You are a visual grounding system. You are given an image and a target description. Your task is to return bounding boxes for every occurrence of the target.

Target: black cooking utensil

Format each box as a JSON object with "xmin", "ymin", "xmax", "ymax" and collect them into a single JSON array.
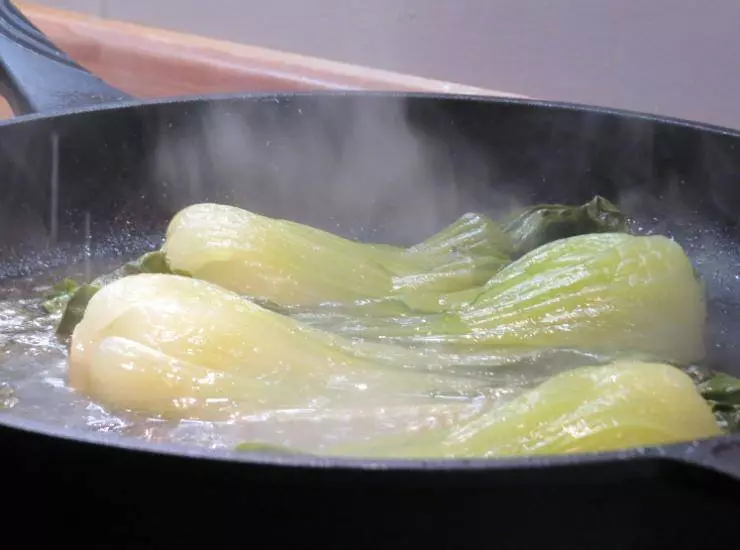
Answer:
[{"xmin": 0, "ymin": 1, "xmax": 739, "ymax": 547}]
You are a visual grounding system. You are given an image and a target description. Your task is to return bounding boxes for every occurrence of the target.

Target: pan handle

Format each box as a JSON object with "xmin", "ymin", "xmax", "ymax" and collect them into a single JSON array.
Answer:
[{"xmin": 0, "ymin": 0, "xmax": 133, "ymax": 115}]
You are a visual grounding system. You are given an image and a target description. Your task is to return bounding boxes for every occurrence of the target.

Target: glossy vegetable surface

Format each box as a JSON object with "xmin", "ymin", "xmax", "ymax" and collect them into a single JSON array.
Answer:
[
  {"xmin": 331, "ymin": 361, "xmax": 723, "ymax": 458},
  {"xmin": 68, "ymin": 273, "xmax": 481, "ymax": 421},
  {"xmin": 302, "ymin": 233, "xmax": 706, "ymax": 366}
]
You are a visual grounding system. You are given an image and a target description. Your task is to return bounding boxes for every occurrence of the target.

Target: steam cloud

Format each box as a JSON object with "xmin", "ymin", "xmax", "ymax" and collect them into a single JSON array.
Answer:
[{"xmin": 151, "ymin": 95, "xmax": 524, "ymax": 246}]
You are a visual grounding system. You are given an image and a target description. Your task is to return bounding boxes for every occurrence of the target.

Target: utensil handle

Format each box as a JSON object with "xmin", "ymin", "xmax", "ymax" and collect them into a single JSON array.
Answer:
[{"xmin": 0, "ymin": 0, "xmax": 132, "ymax": 115}]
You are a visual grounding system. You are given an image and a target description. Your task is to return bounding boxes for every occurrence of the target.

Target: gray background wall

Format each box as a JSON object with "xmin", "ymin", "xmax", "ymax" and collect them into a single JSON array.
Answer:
[{"xmin": 35, "ymin": 0, "xmax": 740, "ymax": 129}]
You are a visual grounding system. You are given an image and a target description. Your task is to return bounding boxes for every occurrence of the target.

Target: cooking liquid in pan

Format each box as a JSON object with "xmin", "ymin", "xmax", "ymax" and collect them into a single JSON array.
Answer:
[{"xmin": 1, "ymin": 202, "xmax": 739, "ymax": 455}]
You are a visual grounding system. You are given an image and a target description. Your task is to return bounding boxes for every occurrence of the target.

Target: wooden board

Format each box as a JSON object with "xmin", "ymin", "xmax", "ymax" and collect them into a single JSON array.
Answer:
[{"xmin": 0, "ymin": 3, "xmax": 525, "ymax": 119}]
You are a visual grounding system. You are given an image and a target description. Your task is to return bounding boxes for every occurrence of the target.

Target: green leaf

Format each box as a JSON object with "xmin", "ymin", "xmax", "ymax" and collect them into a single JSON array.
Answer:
[
  {"xmin": 697, "ymin": 371, "xmax": 740, "ymax": 432},
  {"xmin": 54, "ymin": 250, "xmax": 189, "ymax": 337},
  {"xmin": 699, "ymin": 372, "xmax": 740, "ymax": 405},
  {"xmin": 41, "ymin": 278, "xmax": 80, "ymax": 314},
  {"xmin": 56, "ymin": 284, "xmax": 103, "ymax": 337},
  {"xmin": 503, "ymin": 195, "xmax": 629, "ymax": 257}
]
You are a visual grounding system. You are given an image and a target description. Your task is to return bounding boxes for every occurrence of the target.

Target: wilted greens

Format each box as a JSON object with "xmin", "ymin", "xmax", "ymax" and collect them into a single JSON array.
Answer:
[
  {"xmin": 503, "ymin": 195, "xmax": 628, "ymax": 257},
  {"xmin": 42, "ymin": 278, "xmax": 81, "ymax": 315},
  {"xmin": 43, "ymin": 196, "xmax": 740, "ymax": 460},
  {"xmin": 694, "ymin": 369, "xmax": 740, "ymax": 432}
]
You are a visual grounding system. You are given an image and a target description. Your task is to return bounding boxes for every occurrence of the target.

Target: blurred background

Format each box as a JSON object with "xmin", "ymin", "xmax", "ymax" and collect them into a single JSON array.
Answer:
[{"xmin": 37, "ymin": 0, "xmax": 740, "ymax": 129}]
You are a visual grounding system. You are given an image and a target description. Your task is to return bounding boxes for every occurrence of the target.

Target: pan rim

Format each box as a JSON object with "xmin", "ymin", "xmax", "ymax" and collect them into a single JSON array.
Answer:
[{"xmin": 0, "ymin": 89, "xmax": 739, "ymax": 140}]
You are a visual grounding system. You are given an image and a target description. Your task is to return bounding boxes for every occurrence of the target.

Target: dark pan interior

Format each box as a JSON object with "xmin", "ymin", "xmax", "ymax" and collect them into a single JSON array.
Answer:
[
  {"xmin": 2, "ymin": 92, "xmax": 740, "ymax": 370},
  {"xmin": 2, "ymin": 92, "xmax": 740, "ymax": 547}
]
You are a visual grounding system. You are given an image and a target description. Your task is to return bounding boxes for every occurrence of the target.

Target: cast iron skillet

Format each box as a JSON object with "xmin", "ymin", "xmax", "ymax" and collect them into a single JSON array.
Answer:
[{"xmin": 1, "ymin": 1, "xmax": 739, "ymax": 547}]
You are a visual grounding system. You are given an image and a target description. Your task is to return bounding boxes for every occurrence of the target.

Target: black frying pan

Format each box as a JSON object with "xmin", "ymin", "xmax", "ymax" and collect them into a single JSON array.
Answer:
[{"xmin": 1, "ymin": 1, "xmax": 739, "ymax": 548}]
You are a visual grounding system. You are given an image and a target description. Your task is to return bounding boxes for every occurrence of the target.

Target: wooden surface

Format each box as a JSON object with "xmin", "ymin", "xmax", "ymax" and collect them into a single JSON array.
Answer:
[{"xmin": 0, "ymin": 3, "xmax": 525, "ymax": 119}]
